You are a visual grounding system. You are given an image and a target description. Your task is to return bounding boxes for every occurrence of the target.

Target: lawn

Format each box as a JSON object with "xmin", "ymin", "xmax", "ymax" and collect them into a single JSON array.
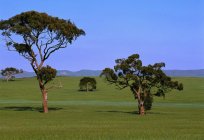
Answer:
[{"xmin": 0, "ymin": 77, "xmax": 204, "ymax": 140}]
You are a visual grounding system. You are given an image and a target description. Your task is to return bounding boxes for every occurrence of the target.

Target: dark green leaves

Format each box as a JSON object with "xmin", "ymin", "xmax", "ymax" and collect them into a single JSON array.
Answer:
[
  {"xmin": 0, "ymin": 11, "xmax": 85, "ymax": 61},
  {"xmin": 38, "ymin": 65, "xmax": 57, "ymax": 85},
  {"xmin": 100, "ymin": 68, "xmax": 118, "ymax": 81},
  {"xmin": 1, "ymin": 67, "xmax": 23, "ymax": 76},
  {"xmin": 101, "ymin": 53, "xmax": 184, "ymax": 111},
  {"xmin": 79, "ymin": 77, "xmax": 97, "ymax": 91},
  {"xmin": 0, "ymin": 10, "xmax": 85, "ymax": 91},
  {"xmin": 0, "ymin": 11, "xmax": 85, "ymax": 38},
  {"xmin": 13, "ymin": 43, "xmax": 30, "ymax": 53}
]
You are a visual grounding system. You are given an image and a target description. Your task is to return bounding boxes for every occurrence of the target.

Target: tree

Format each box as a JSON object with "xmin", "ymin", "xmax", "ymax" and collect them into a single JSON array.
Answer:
[
  {"xmin": 0, "ymin": 11, "xmax": 85, "ymax": 113},
  {"xmin": 100, "ymin": 54, "xmax": 183, "ymax": 115},
  {"xmin": 1, "ymin": 67, "xmax": 23, "ymax": 82},
  {"xmin": 79, "ymin": 77, "xmax": 97, "ymax": 92}
]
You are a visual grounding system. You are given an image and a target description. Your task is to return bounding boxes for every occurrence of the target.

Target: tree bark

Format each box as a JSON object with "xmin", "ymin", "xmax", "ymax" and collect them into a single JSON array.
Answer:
[
  {"xmin": 31, "ymin": 59, "xmax": 49, "ymax": 113},
  {"xmin": 38, "ymin": 79, "xmax": 48, "ymax": 113},
  {"xmin": 41, "ymin": 87, "xmax": 48, "ymax": 113},
  {"xmin": 6, "ymin": 77, "xmax": 9, "ymax": 82},
  {"xmin": 133, "ymin": 87, "xmax": 145, "ymax": 115},
  {"xmin": 138, "ymin": 101, "xmax": 145, "ymax": 115},
  {"xmin": 86, "ymin": 83, "xmax": 88, "ymax": 92},
  {"xmin": 6, "ymin": 75, "xmax": 11, "ymax": 82}
]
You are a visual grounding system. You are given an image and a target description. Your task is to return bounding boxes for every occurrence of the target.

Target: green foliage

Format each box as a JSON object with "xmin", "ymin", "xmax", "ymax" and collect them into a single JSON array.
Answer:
[
  {"xmin": 101, "ymin": 54, "xmax": 183, "ymax": 111},
  {"xmin": 0, "ymin": 10, "xmax": 85, "ymax": 42},
  {"xmin": 1, "ymin": 67, "xmax": 23, "ymax": 81},
  {"xmin": 79, "ymin": 77, "xmax": 97, "ymax": 91},
  {"xmin": 1, "ymin": 67, "xmax": 21, "ymax": 76},
  {"xmin": 38, "ymin": 65, "xmax": 57, "ymax": 86},
  {"xmin": 0, "ymin": 10, "xmax": 85, "ymax": 84},
  {"xmin": 0, "ymin": 11, "xmax": 85, "ymax": 61},
  {"xmin": 0, "ymin": 10, "xmax": 85, "ymax": 112},
  {"xmin": 13, "ymin": 43, "xmax": 31, "ymax": 54},
  {"xmin": 143, "ymin": 92, "xmax": 153, "ymax": 110}
]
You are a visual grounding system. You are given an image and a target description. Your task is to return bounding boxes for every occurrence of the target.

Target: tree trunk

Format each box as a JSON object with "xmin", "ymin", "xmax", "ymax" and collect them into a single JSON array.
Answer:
[
  {"xmin": 41, "ymin": 87, "xmax": 48, "ymax": 113},
  {"xmin": 6, "ymin": 75, "xmax": 11, "ymax": 82},
  {"xmin": 138, "ymin": 101, "xmax": 145, "ymax": 115},
  {"xmin": 86, "ymin": 83, "xmax": 88, "ymax": 92},
  {"xmin": 31, "ymin": 61, "xmax": 48, "ymax": 113},
  {"xmin": 133, "ymin": 87, "xmax": 145, "ymax": 115},
  {"xmin": 38, "ymin": 79, "xmax": 48, "ymax": 113}
]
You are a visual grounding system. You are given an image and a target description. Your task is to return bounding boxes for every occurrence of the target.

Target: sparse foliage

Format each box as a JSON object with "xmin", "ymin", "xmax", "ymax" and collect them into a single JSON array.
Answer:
[
  {"xmin": 100, "ymin": 54, "xmax": 183, "ymax": 115},
  {"xmin": 0, "ymin": 11, "xmax": 85, "ymax": 113},
  {"xmin": 1, "ymin": 67, "xmax": 23, "ymax": 82},
  {"xmin": 79, "ymin": 77, "xmax": 97, "ymax": 92}
]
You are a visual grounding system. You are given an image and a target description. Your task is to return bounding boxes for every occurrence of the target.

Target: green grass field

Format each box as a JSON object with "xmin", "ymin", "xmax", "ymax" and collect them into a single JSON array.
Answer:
[{"xmin": 0, "ymin": 77, "xmax": 204, "ymax": 140}]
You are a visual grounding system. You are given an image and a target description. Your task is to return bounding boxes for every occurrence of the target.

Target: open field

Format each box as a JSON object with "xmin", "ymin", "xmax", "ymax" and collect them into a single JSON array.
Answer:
[{"xmin": 0, "ymin": 77, "xmax": 204, "ymax": 140}]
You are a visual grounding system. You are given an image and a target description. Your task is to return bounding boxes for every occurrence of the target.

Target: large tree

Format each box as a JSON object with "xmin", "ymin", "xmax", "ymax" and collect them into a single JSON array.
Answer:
[
  {"xmin": 1, "ymin": 67, "xmax": 23, "ymax": 82},
  {"xmin": 100, "ymin": 54, "xmax": 183, "ymax": 115},
  {"xmin": 0, "ymin": 11, "xmax": 85, "ymax": 113}
]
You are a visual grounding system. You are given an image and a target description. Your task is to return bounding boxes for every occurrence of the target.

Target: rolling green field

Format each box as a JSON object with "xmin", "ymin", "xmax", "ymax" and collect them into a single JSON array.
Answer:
[{"xmin": 0, "ymin": 77, "xmax": 204, "ymax": 140}]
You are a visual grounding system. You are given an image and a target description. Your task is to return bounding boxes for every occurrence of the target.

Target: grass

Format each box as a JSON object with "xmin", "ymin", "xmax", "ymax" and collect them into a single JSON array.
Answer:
[{"xmin": 0, "ymin": 77, "xmax": 204, "ymax": 140}]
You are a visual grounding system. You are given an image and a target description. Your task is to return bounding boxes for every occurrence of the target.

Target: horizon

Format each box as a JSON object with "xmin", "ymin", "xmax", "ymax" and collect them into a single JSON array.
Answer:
[
  {"xmin": 1, "ymin": 69, "xmax": 204, "ymax": 79},
  {"xmin": 12, "ymin": 69, "xmax": 204, "ymax": 73},
  {"xmin": 0, "ymin": 0, "xmax": 204, "ymax": 71}
]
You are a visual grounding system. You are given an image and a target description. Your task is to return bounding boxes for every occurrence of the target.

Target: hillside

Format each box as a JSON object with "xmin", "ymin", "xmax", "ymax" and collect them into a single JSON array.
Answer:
[
  {"xmin": 0, "ymin": 69, "xmax": 204, "ymax": 78},
  {"xmin": 164, "ymin": 69, "xmax": 204, "ymax": 77}
]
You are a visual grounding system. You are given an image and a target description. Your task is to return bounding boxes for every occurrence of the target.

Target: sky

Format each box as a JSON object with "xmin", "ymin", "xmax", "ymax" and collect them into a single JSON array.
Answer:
[{"xmin": 0, "ymin": 0, "xmax": 203, "ymax": 71}]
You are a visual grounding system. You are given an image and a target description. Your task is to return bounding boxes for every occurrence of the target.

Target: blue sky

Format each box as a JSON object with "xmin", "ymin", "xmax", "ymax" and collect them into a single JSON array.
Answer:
[{"xmin": 0, "ymin": 0, "xmax": 203, "ymax": 71}]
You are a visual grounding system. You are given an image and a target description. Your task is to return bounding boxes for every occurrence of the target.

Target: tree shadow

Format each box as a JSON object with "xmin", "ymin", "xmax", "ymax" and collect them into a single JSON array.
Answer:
[
  {"xmin": 1, "ymin": 78, "xmax": 25, "ymax": 82},
  {"xmin": 96, "ymin": 110, "xmax": 163, "ymax": 115},
  {"xmin": 0, "ymin": 106, "xmax": 62, "ymax": 113},
  {"xmin": 96, "ymin": 110, "xmax": 138, "ymax": 115}
]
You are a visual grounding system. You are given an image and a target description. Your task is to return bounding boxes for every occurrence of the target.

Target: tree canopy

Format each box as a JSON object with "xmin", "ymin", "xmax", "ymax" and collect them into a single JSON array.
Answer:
[
  {"xmin": 1, "ymin": 67, "xmax": 23, "ymax": 81},
  {"xmin": 0, "ymin": 11, "xmax": 85, "ymax": 63},
  {"xmin": 79, "ymin": 77, "xmax": 97, "ymax": 92},
  {"xmin": 38, "ymin": 65, "xmax": 57, "ymax": 86},
  {"xmin": 100, "ymin": 54, "xmax": 183, "ymax": 115},
  {"xmin": 0, "ymin": 11, "xmax": 85, "ymax": 113}
]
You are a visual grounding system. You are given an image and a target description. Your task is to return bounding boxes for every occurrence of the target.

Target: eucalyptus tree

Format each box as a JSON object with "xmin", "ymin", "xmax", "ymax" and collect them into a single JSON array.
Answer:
[
  {"xmin": 1, "ymin": 67, "xmax": 23, "ymax": 82},
  {"xmin": 100, "ymin": 54, "xmax": 183, "ymax": 115},
  {"xmin": 0, "ymin": 11, "xmax": 85, "ymax": 113},
  {"xmin": 79, "ymin": 77, "xmax": 97, "ymax": 92}
]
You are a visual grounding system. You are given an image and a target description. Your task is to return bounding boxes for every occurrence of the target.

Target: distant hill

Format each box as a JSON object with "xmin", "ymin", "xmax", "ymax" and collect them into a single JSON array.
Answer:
[
  {"xmin": 57, "ymin": 70, "xmax": 102, "ymax": 77},
  {"xmin": 0, "ymin": 69, "xmax": 204, "ymax": 78},
  {"xmin": 0, "ymin": 70, "xmax": 102, "ymax": 78},
  {"xmin": 164, "ymin": 69, "xmax": 204, "ymax": 77}
]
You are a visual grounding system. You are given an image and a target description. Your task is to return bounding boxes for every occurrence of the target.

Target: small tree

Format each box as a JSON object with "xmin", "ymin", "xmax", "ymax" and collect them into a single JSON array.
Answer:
[
  {"xmin": 100, "ymin": 54, "xmax": 183, "ymax": 115},
  {"xmin": 0, "ymin": 11, "xmax": 85, "ymax": 113},
  {"xmin": 79, "ymin": 77, "xmax": 97, "ymax": 92},
  {"xmin": 1, "ymin": 67, "xmax": 23, "ymax": 82}
]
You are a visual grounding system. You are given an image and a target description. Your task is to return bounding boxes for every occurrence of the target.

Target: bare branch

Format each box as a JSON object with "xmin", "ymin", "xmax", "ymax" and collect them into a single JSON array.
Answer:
[{"xmin": 44, "ymin": 38, "xmax": 68, "ymax": 60}]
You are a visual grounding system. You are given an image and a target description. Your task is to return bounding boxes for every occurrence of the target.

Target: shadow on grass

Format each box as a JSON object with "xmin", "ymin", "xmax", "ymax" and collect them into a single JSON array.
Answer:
[
  {"xmin": 96, "ymin": 110, "xmax": 138, "ymax": 115},
  {"xmin": 96, "ymin": 110, "xmax": 163, "ymax": 115},
  {"xmin": 1, "ymin": 79, "xmax": 23, "ymax": 82},
  {"xmin": 0, "ymin": 106, "xmax": 62, "ymax": 112}
]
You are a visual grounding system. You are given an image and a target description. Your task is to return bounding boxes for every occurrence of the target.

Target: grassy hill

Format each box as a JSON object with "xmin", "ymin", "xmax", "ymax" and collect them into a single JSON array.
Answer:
[{"xmin": 0, "ymin": 77, "xmax": 204, "ymax": 140}]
